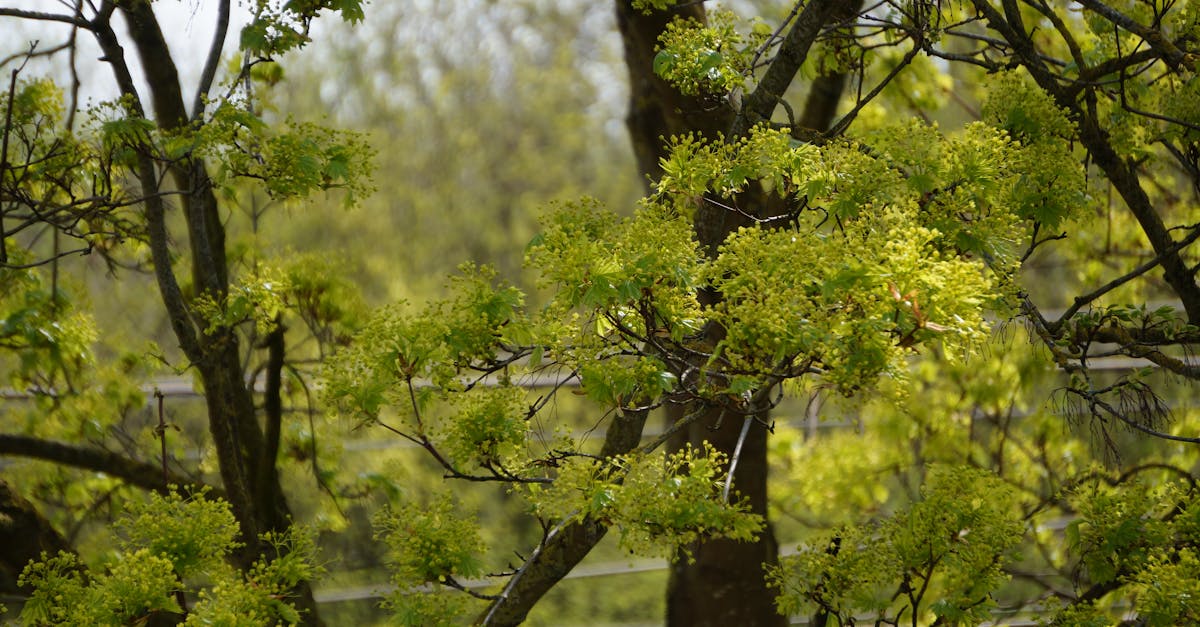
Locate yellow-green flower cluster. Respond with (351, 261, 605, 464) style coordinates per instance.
(769, 465, 1024, 623)
(653, 10, 767, 96)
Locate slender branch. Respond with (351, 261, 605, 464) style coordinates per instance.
(1075, 0, 1192, 69)
(1051, 224, 1200, 331)
(722, 416, 754, 503)
(89, 8, 142, 110)
(192, 0, 231, 120)
(256, 317, 285, 511)
(65, 4, 83, 131)
(826, 42, 921, 137)
(1092, 323, 1200, 379)
(1, 51, 31, 264)
(1063, 385, 1199, 443)
(0, 433, 218, 497)
(748, 1, 802, 72)
(89, 11, 202, 359)
(155, 390, 169, 483)
(1030, 1, 1085, 71)
(120, 1, 228, 295)
(286, 363, 345, 516)
(0, 245, 93, 269)
(636, 400, 713, 454)
(0, 8, 90, 27)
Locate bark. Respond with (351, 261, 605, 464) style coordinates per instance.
(728, 0, 849, 138)
(0, 479, 74, 595)
(615, 2, 733, 183)
(665, 405, 781, 627)
(0, 434, 216, 497)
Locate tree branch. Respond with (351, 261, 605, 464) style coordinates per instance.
(0, 9, 90, 28)
(730, 0, 848, 138)
(88, 11, 202, 361)
(474, 408, 649, 626)
(1051, 224, 1200, 331)
(826, 41, 921, 137)
(192, 0, 231, 121)
(256, 317, 285, 513)
(0, 433, 218, 497)
(1075, 0, 1192, 69)
(1090, 324, 1200, 379)
(972, 0, 1200, 323)
(120, 1, 228, 295)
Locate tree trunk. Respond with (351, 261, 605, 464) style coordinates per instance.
(614, 1, 857, 624)
(615, 3, 782, 625)
(0, 479, 74, 596)
(94, 3, 321, 623)
(664, 403, 783, 627)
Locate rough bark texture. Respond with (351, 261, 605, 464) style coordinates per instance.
(616, 2, 733, 182)
(665, 405, 782, 627)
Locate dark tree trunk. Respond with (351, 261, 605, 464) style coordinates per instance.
(0, 480, 74, 596)
(614, 1, 858, 625)
(91, 3, 321, 623)
(664, 402, 783, 627)
(615, 2, 732, 182)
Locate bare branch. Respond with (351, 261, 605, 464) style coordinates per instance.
(1051, 224, 1200, 331)
(0, 433, 218, 497)
(0, 8, 89, 28)
(826, 41, 921, 137)
(1075, 0, 1193, 69)
(192, 0, 232, 120)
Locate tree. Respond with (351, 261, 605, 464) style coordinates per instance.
(7, 1, 1200, 626)
(326, 0, 1200, 625)
(1, 1, 371, 624)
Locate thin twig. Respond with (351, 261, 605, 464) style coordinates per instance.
(155, 389, 168, 484)
(722, 416, 754, 503)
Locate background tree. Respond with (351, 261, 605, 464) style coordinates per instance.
(0, 1, 373, 624)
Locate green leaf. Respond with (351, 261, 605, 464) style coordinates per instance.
(697, 50, 723, 73)
(1065, 519, 1081, 548)
(240, 22, 269, 53)
(653, 50, 677, 76)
